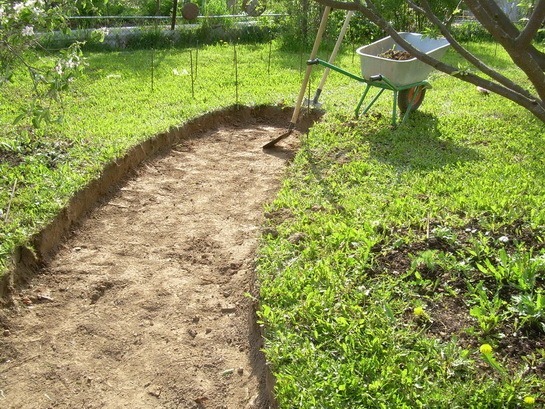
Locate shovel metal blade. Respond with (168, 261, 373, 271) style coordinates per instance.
(262, 129, 293, 149)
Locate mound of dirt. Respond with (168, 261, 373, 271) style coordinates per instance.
(0, 107, 319, 409)
(378, 49, 412, 60)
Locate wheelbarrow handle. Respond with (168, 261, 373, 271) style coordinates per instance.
(307, 58, 320, 65)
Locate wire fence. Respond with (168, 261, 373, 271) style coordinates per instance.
(65, 14, 286, 30)
(40, 13, 286, 50)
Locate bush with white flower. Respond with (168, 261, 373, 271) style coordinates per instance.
(0, 1, 87, 126)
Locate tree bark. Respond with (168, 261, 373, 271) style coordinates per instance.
(464, 0, 545, 70)
(464, 0, 545, 101)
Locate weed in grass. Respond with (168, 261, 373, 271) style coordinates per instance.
(509, 291, 545, 333)
(479, 343, 508, 379)
(467, 281, 506, 337)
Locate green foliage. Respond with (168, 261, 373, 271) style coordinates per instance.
(468, 282, 506, 336)
(258, 43, 545, 407)
(141, 0, 172, 16)
(450, 21, 494, 42)
(329, 10, 382, 48)
(510, 291, 545, 333)
(0, 1, 90, 126)
(74, 0, 125, 16)
(276, 0, 322, 50)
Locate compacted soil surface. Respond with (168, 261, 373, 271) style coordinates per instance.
(0, 109, 305, 409)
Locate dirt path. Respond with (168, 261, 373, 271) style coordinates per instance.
(0, 111, 303, 409)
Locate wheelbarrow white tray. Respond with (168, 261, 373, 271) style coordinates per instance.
(356, 33, 450, 86)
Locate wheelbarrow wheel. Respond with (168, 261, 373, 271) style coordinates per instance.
(398, 85, 427, 113)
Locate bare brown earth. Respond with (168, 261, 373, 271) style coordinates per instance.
(0, 107, 315, 409)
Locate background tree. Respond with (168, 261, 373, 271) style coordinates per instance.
(311, 0, 545, 123)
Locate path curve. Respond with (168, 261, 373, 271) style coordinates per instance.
(0, 107, 316, 409)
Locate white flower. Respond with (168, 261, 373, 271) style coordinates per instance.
(54, 64, 63, 75)
(0, 7, 5, 19)
(65, 58, 77, 69)
(498, 235, 509, 243)
(21, 25, 34, 36)
(13, 2, 25, 14)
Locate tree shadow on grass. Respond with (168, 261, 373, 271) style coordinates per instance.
(362, 110, 481, 171)
(299, 110, 482, 206)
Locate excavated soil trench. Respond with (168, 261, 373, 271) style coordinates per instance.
(0, 106, 319, 409)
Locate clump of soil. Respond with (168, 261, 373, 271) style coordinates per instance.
(378, 49, 413, 60)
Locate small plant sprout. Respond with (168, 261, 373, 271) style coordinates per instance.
(468, 282, 505, 336)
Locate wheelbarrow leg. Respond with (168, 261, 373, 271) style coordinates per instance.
(356, 86, 386, 118)
(392, 90, 398, 126)
(355, 84, 372, 117)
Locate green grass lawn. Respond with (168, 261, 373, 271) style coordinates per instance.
(257, 44, 545, 407)
(1, 40, 544, 407)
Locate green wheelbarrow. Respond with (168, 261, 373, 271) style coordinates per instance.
(309, 32, 450, 126)
(308, 57, 431, 126)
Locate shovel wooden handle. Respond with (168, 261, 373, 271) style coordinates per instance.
(289, 6, 331, 126)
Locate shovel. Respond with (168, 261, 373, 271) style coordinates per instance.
(263, 6, 332, 149)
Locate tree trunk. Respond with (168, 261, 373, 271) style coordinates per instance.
(171, 0, 178, 30)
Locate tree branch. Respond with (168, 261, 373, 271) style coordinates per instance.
(309, 0, 361, 11)
(479, 0, 521, 37)
(409, 0, 532, 98)
(463, 0, 512, 41)
(445, 0, 464, 28)
(516, 0, 545, 47)
(465, 0, 545, 101)
(466, 0, 545, 70)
